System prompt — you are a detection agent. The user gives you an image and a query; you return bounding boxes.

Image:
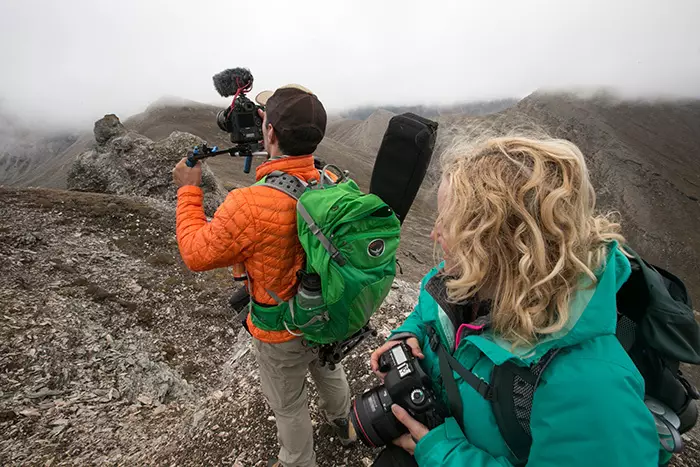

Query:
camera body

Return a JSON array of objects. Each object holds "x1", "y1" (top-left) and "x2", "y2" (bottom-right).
[
  {"x1": 350, "y1": 341, "x2": 444, "y2": 447},
  {"x1": 212, "y1": 67, "x2": 264, "y2": 147},
  {"x1": 216, "y1": 93, "x2": 264, "y2": 145}
]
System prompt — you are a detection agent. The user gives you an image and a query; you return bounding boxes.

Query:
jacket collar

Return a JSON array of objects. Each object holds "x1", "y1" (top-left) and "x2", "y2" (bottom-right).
[{"x1": 255, "y1": 155, "x2": 319, "y2": 182}]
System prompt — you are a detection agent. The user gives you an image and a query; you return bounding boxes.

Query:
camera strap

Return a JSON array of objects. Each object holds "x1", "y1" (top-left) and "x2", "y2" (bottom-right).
[{"x1": 427, "y1": 325, "x2": 494, "y2": 437}]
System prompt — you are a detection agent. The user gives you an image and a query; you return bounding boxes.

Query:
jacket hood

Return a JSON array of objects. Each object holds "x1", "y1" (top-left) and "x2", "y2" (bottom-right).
[{"x1": 441, "y1": 242, "x2": 632, "y2": 365}]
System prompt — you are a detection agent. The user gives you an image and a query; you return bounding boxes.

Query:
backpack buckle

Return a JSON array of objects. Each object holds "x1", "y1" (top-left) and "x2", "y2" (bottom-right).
[
  {"x1": 427, "y1": 326, "x2": 441, "y2": 352},
  {"x1": 477, "y1": 378, "x2": 495, "y2": 401},
  {"x1": 330, "y1": 250, "x2": 346, "y2": 266}
]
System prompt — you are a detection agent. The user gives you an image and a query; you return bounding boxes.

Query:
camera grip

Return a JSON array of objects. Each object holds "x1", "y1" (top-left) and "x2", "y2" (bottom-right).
[{"x1": 243, "y1": 155, "x2": 253, "y2": 173}]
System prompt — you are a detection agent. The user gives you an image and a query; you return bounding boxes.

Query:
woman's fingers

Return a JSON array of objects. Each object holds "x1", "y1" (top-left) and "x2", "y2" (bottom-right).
[
  {"x1": 370, "y1": 336, "x2": 425, "y2": 381},
  {"x1": 391, "y1": 433, "x2": 417, "y2": 455},
  {"x1": 370, "y1": 340, "x2": 401, "y2": 376},
  {"x1": 392, "y1": 404, "x2": 429, "y2": 441},
  {"x1": 406, "y1": 337, "x2": 425, "y2": 359}
]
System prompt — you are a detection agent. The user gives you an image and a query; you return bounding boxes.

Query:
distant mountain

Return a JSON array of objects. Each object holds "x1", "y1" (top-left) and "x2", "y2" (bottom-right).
[
  {"x1": 327, "y1": 99, "x2": 520, "y2": 188},
  {"x1": 0, "y1": 108, "x2": 79, "y2": 186},
  {"x1": 3, "y1": 92, "x2": 699, "y2": 298},
  {"x1": 0, "y1": 98, "x2": 515, "y2": 191},
  {"x1": 326, "y1": 109, "x2": 395, "y2": 156},
  {"x1": 339, "y1": 98, "x2": 518, "y2": 121},
  {"x1": 0, "y1": 98, "x2": 377, "y2": 193}
]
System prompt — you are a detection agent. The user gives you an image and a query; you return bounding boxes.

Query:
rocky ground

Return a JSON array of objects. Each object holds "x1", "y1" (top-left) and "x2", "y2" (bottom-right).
[
  {"x1": 2, "y1": 186, "x2": 699, "y2": 466},
  {"x1": 0, "y1": 187, "x2": 421, "y2": 466}
]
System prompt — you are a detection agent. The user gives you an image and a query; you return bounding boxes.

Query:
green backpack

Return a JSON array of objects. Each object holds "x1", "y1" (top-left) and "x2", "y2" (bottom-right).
[{"x1": 252, "y1": 166, "x2": 401, "y2": 344}]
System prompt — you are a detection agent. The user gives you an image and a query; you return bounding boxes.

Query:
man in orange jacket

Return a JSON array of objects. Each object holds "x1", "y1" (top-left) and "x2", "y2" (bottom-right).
[{"x1": 172, "y1": 85, "x2": 355, "y2": 467}]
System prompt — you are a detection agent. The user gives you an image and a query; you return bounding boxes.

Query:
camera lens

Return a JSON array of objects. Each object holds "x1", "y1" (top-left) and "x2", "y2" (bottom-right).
[
  {"x1": 216, "y1": 108, "x2": 231, "y2": 132},
  {"x1": 350, "y1": 386, "x2": 405, "y2": 448}
]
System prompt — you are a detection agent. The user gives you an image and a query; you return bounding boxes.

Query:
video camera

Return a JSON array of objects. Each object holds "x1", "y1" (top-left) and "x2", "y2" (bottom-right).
[
  {"x1": 213, "y1": 68, "x2": 264, "y2": 147},
  {"x1": 350, "y1": 341, "x2": 445, "y2": 447},
  {"x1": 185, "y1": 67, "x2": 267, "y2": 172}
]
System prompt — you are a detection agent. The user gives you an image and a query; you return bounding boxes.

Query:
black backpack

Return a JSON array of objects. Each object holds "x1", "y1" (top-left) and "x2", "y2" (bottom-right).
[
  {"x1": 428, "y1": 248, "x2": 700, "y2": 466},
  {"x1": 369, "y1": 112, "x2": 438, "y2": 225}
]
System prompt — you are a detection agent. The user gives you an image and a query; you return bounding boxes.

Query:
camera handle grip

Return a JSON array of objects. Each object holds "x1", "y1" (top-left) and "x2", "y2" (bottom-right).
[
  {"x1": 186, "y1": 145, "x2": 218, "y2": 168},
  {"x1": 186, "y1": 146, "x2": 202, "y2": 168},
  {"x1": 185, "y1": 144, "x2": 267, "y2": 171},
  {"x1": 243, "y1": 155, "x2": 253, "y2": 173}
]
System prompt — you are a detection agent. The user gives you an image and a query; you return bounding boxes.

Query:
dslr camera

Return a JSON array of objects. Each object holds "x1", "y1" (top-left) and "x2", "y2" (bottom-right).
[
  {"x1": 212, "y1": 68, "x2": 264, "y2": 146},
  {"x1": 350, "y1": 341, "x2": 445, "y2": 447}
]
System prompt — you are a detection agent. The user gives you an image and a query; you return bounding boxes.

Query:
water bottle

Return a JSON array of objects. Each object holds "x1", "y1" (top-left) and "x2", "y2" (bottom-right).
[{"x1": 297, "y1": 273, "x2": 324, "y2": 311}]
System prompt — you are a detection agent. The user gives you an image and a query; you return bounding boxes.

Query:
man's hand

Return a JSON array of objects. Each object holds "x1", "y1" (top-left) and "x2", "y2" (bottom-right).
[
  {"x1": 172, "y1": 157, "x2": 202, "y2": 188},
  {"x1": 370, "y1": 337, "x2": 424, "y2": 380},
  {"x1": 391, "y1": 404, "x2": 430, "y2": 455}
]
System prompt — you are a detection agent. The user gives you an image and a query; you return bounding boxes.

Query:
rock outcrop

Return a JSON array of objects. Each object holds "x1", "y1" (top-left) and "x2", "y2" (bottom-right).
[
  {"x1": 68, "y1": 114, "x2": 227, "y2": 216},
  {"x1": 93, "y1": 114, "x2": 127, "y2": 145}
]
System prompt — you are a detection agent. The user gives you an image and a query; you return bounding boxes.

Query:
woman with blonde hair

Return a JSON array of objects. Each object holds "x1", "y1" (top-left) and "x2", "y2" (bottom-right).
[{"x1": 369, "y1": 135, "x2": 659, "y2": 466}]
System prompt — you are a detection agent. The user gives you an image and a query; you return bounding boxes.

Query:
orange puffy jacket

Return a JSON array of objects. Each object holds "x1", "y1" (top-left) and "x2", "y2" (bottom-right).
[{"x1": 176, "y1": 155, "x2": 322, "y2": 344}]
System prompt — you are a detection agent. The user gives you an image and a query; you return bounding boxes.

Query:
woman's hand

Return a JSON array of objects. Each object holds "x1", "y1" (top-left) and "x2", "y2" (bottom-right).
[
  {"x1": 391, "y1": 404, "x2": 429, "y2": 455},
  {"x1": 370, "y1": 337, "x2": 424, "y2": 380}
]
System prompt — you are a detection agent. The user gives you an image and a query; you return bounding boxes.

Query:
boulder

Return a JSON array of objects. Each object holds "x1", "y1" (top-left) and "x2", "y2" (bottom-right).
[{"x1": 68, "y1": 114, "x2": 227, "y2": 216}]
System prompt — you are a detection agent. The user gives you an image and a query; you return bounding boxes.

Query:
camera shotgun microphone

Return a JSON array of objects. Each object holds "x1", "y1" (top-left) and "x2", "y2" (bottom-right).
[
  {"x1": 212, "y1": 68, "x2": 254, "y2": 98},
  {"x1": 204, "y1": 67, "x2": 267, "y2": 174}
]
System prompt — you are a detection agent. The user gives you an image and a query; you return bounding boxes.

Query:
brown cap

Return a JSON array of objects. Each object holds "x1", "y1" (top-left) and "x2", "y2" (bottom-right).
[{"x1": 256, "y1": 84, "x2": 327, "y2": 155}]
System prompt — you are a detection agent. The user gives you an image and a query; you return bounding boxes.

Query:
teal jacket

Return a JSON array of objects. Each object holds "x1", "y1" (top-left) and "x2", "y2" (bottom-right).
[{"x1": 390, "y1": 244, "x2": 659, "y2": 466}]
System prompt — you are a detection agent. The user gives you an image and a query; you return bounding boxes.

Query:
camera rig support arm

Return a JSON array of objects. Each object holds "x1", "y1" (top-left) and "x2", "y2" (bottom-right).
[{"x1": 186, "y1": 142, "x2": 268, "y2": 173}]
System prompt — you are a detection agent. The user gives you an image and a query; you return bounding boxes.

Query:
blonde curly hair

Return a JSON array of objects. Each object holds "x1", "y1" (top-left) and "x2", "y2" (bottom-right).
[{"x1": 436, "y1": 134, "x2": 625, "y2": 347}]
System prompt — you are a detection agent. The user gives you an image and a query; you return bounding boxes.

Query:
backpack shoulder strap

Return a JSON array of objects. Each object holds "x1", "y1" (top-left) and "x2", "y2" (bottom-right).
[
  {"x1": 491, "y1": 348, "x2": 562, "y2": 466},
  {"x1": 263, "y1": 170, "x2": 346, "y2": 266},
  {"x1": 427, "y1": 325, "x2": 494, "y2": 435},
  {"x1": 426, "y1": 323, "x2": 562, "y2": 465},
  {"x1": 261, "y1": 170, "x2": 307, "y2": 201}
]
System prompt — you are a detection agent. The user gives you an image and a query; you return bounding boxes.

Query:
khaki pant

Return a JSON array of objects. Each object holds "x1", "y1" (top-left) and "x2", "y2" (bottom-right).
[{"x1": 254, "y1": 337, "x2": 351, "y2": 467}]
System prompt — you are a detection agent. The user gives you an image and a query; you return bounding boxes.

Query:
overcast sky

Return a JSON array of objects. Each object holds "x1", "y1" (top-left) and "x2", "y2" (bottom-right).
[{"x1": 1, "y1": 0, "x2": 699, "y2": 127}]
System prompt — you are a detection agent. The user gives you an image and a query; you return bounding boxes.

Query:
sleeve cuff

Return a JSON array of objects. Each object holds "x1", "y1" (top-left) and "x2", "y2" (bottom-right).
[
  {"x1": 414, "y1": 417, "x2": 466, "y2": 464},
  {"x1": 177, "y1": 185, "x2": 203, "y2": 196},
  {"x1": 388, "y1": 332, "x2": 417, "y2": 342}
]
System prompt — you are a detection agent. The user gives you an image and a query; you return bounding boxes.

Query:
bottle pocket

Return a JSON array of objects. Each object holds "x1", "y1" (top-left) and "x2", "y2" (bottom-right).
[{"x1": 287, "y1": 297, "x2": 329, "y2": 333}]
